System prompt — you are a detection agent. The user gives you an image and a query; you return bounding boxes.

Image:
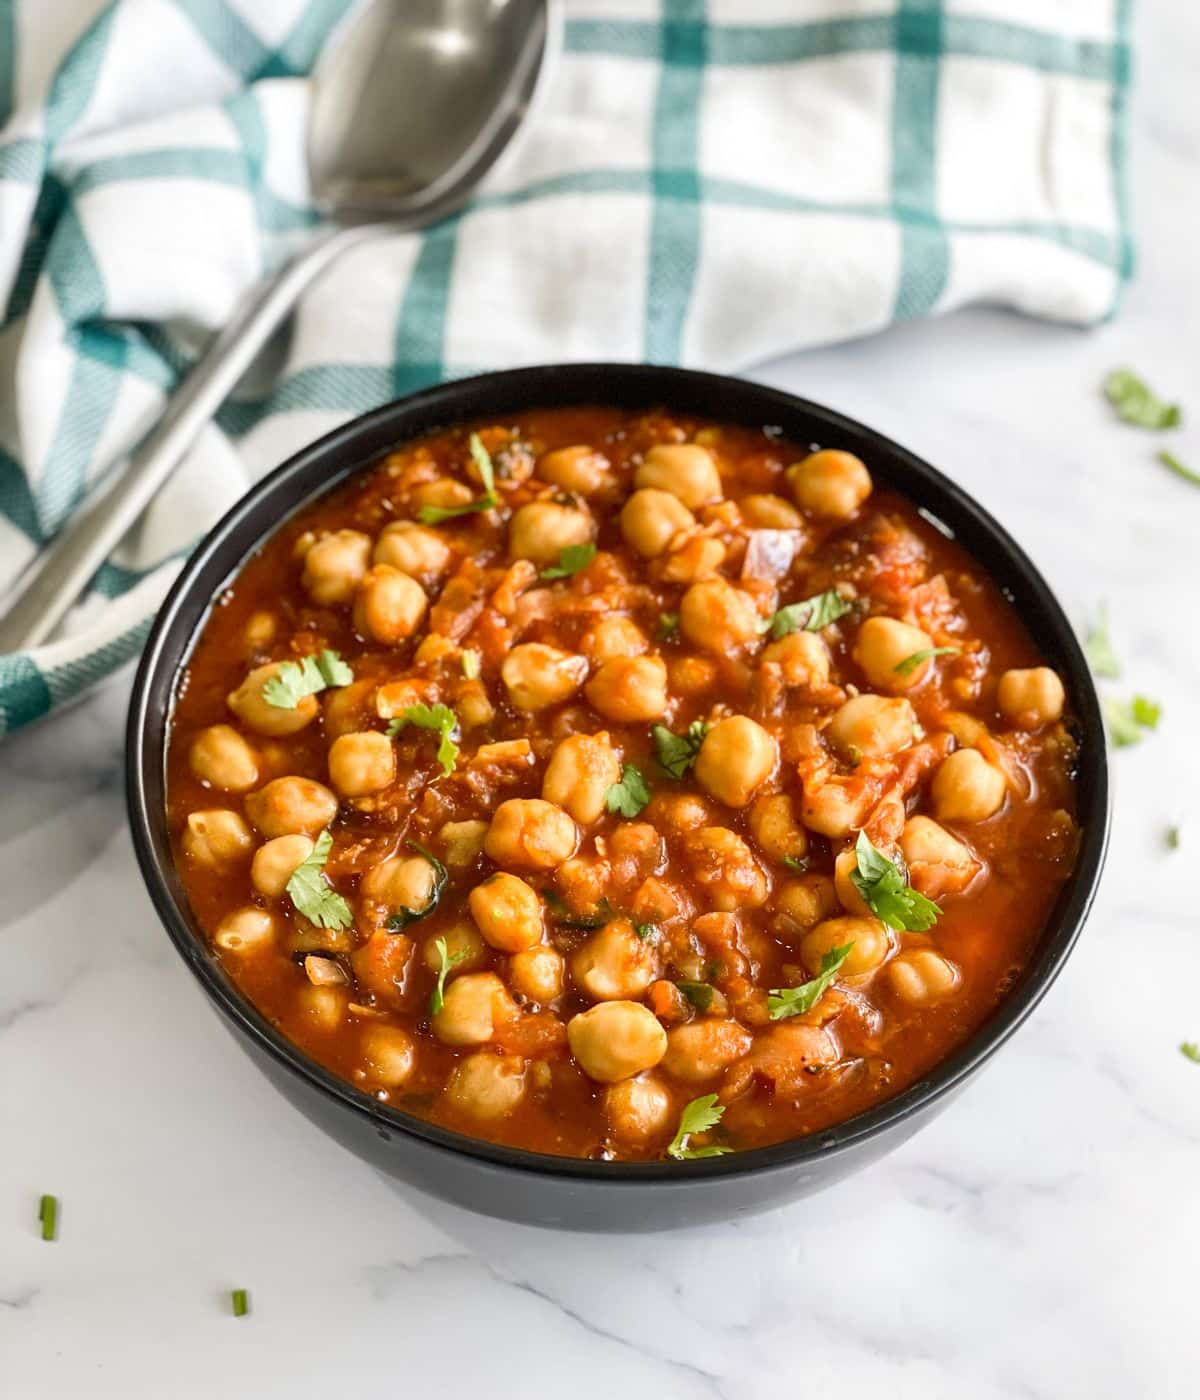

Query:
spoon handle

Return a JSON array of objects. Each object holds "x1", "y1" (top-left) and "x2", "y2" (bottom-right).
[{"x1": 0, "y1": 223, "x2": 379, "y2": 655}]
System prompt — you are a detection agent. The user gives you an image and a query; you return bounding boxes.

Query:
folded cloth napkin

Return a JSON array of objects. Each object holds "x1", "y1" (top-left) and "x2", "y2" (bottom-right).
[{"x1": 0, "y1": 0, "x2": 1132, "y2": 735}]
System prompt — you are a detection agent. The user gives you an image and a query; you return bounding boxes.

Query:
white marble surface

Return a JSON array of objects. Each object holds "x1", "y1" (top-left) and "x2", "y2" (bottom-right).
[{"x1": 4, "y1": 10, "x2": 1200, "y2": 1399}]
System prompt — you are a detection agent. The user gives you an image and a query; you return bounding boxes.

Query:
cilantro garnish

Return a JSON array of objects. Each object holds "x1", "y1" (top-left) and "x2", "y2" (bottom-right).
[
  {"x1": 262, "y1": 649, "x2": 353, "y2": 709},
  {"x1": 893, "y1": 645, "x2": 960, "y2": 678},
  {"x1": 656, "y1": 612, "x2": 680, "y2": 641},
  {"x1": 652, "y1": 720, "x2": 709, "y2": 779},
  {"x1": 1103, "y1": 369, "x2": 1181, "y2": 430},
  {"x1": 850, "y1": 830, "x2": 941, "y2": 933},
  {"x1": 605, "y1": 762, "x2": 651, "y2": 818},
  {"x1": 429, "y1": 936, "x2": 471, "y2": 1016},
  {"x1": 540, "y1": 542, "x2": 597, "y2": 580},
  {"x1": 768, "y1": 943, "x2": 854, "y2": 1020},
  {"x1": 764, "y1": 588, "x2": 852, "y2": 641},
  {"x1": 386, "y1": 841, "x2": 448, "y2": 930},
  {"x1": 417, "y1": 433, "x2": 499, "y2": 524},
  {"x1": 667, "y1": 1094, "x2": 731, "y2": 1160},
  {"x1": 387, "y1": 703, "x2": 460, "y2": 776},
  {"x1": 286, "y1": 829, "x2": 353, "y2": 931},
  {"x1": 676, "y1": 981, "x2": 714, "y2": 1012}
]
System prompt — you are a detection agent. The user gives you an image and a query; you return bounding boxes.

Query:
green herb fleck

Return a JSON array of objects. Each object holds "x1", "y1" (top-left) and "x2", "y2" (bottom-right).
[
  {"x1": 656, "y1": 612, "x2": 680, "y2": 641},
  {"x1": 387, "y1": 702, "x2": 460, "y2": 776},
  {"x1": 231, "y1": 1288, "x2": 249, "y2": 1318},
  {"x1": 417, "y1": 433, "x2": 499, "y2": 523},
  {"x1": 1105, "y1": 695, "x2": 1162, "y2": 748},
  {"x1": 540, "y1": 542, "x2": 597, "y2": 580},
  {"x1": 1166, "y1": 825, "x2": 1181, "y2": 851},
  {"x1": 387, "y1": 841, "x2": 448, "y2": 931},
  {"x1": 676, "y1": 981, "x2": 714, "y2": 1012},
  {"x1": 286, "y1": 829, "x2": 353, "y2": 931},
  {"x1": 262, "y1": 649, "x2": 353, "y2": 709},
  {"x1": 1103, "y1": 369, "x2": 1181, "y2": 430},
  {"x1": 768, "y1": 943, "x2": 855, "y2": 1020},
  {"x1": 652, "y1": 720, "x2": 709, "y2": 779},
  {"x1": 633, "y1": 921, "x2": 659, "y2": 942},
  {"x1": 1181, "y1": 1042, "x2": 1200, "y2": 1064},
  {"x1": 666, "y1": 1093, "x2": 731, "y2": 1160},
  {"x1": 782, "y1": 854, "x2": 808, "y2": 872},
  {"x1": 850, "y1": 830, "x2": 941, "y2": 933},
  {"x1": 38, "y1": 1193, "x2": 57, "y2": 1242},
  {"x1": 765, "y1": 588, "x2": 853, "y2": 641},
  {"x1": 1158, "y1": 449, "x2": 1200, "y2": 487},
  {"x1": 542, "y1": 889, "x2": 614, "y2": 930},
  {"x1": 605, "y1": 763, "x2": 651, "y2": 819},
  {"x1": 1084, "y1": 603, "x2": 1121, "y2": 679},
  {"x1": 429, "y1": 936, "x2": 471, "y2": 1017},
  {"x1": 893, "y1": 646, "x2": 960, "y2": 679}
]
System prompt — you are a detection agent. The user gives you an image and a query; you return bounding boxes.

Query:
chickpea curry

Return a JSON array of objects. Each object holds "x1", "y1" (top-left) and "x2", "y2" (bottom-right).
[{"x1": 166, "y1": 407, "x2": 1080, "y2": 1162}]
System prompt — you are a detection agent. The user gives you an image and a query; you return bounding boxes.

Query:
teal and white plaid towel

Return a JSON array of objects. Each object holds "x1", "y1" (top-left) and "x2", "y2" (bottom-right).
[{"x1": 0, "y1": 0, "x2": 1132, "y2": 736}]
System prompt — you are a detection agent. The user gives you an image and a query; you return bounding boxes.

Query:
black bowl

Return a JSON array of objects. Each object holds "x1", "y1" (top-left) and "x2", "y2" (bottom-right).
[{"x1": 126, "y1": 364, "x2": 1108, "y2": 1232}]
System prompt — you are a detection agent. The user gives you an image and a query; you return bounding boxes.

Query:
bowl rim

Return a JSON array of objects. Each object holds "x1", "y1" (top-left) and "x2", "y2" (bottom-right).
[{"x1": 126, "y1": 362, "x2": 1109, "y2": 1185}]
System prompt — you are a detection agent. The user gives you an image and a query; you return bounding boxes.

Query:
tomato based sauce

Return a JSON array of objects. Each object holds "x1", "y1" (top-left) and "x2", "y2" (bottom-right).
[{"x1": 165, "y1": 407, "x2": 1080, "y2": 1160}]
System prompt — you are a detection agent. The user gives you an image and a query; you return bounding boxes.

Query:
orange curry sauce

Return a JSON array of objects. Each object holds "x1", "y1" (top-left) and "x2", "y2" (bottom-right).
[{"x1": 166, "y1": 407, "x2": 1080, "y2": 1161}]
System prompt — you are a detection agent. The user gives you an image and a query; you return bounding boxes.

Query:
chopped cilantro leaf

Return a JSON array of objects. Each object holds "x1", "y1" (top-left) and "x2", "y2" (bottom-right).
[
  {"x1": 540, "y1": 542, "x2": 597, "y2": 580},
  {"x1": 768, "y1": 942, "x2": 854, "y2": 1020},
  {"x1": 387, "y1": 703, "x2": 459, "y2": 775},
  {"x1": 429, "y1": 936, "x2": 470, "y2": 1016},
  {"x1": 676, "y1": 981, "x2": 714, "y2": 1012},
  {"x1": 1181, "y1": 1042, "x2": 1200, "y2": 1065},
  {"x1": 605, "y1": 763, "x2": 651, "y2": 818},
  {"x1": 1103, "y1": 369, "x2": 1181, "y2": 430},
  {"x1": 893, "y1": 645, "x2": 960, "y2": 678},
  {"x1": 633, "y1": 920, "x2": 659, "y2": 941},
  {"x1": 850, "y1": 830, "x2": 941, "y2": 932},
  {"x1": 667, "y1": 1094, "x2": 731, "y2": 1160},
  {"x1": 386, "y1": 841, "x2": 448, "y2": 930},
  {"x1": 766, "y1": 588, "x2": 852, "y2": 641},
  {"x1": 417, "y1": 433, "x2": 499, "y2": 523},
  {"x1": 286, "y1": 829, "x2": 353, "y2": 931},
  {"x1": 1105, "y1": 695, "x2": 1162, "y2": 748},
  {"x1": 652, "y1": 720, "x2": 709, "y2": 779},
  {"x1": 656, "y1": 612, "x2": 680, "y2": 641},
  {"x1": 262, "y1": 649, "x2": 353, "y2": 709}
]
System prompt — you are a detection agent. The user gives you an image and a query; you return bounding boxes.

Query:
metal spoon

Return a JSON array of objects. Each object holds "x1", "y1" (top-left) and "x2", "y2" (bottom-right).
[{"x1": 0, "y1": 0, "x2": 558, "y2": 654}]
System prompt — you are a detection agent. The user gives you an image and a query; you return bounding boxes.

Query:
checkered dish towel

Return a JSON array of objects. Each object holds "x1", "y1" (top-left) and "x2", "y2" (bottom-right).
[{"x1": 0, "y1": 0, "x2": 1132, "y2": 735}]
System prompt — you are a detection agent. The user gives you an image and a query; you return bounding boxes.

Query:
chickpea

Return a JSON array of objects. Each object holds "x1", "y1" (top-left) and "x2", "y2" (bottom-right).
[
  {"x1": 683, "y1": 826, "x2": 769, "y2": 912},
  {"x1": 501, "y1": 643, "x2": 588, "y2": 712},
  {"x1": 800, "y1": 777, "x2": 875, "y2": 839},
  {"x1": 299, "y1": 985, "x2": 346, "y2": 1031},
  {"x1": 361, "y1": 1024, "x2": 417, "y2": 1087},
  {"x1": 604, "y1": 1075, "x2": 673, "y2": 1144},
  {"x1": 740, "y1": 493, "x2": 803, "y2": 529},
  {"x1": 572, "y1": 919, "x2": 659, "y2": 1001},
  {"x1": 363, "y1": 853, "x2": 440, "y2": 916},
  {"x1": 189, "y1": 724, "x2": 259, "y2": 793},
  {"x1": 420, "y1": 922, "x2": 488, "y2": 975},
  {"x1": 833, "y1": 848, "x2": 872, "y2": 916},
  {"x1": 444, "y1": 1052, "x2": 527, "y2": 1119},
  {"x1": 694, "y1": 715, "x2": 778, "y2": 808},
  {"x1": 635, "y1": 443, "x2": 722, "y2": 509},
  {"x1": 581, "y1": 616, "x2": 648, "y2": 666},
  {"x1": 251, "y1": 833, "x2": 315, "y2": 898},
  {"x1": 432, "y1": 972, "x2": 516, "y2": 1046},
  {"x1": 762, "y1": 630, "x2": 831, "y2": 688},
  {"x1": 900, "y1": 816, "x2": 980, "y2": 897},
  {"x1": 888, "y1": 949, "x2": 961, "y2": 1005},
  {"x1": 412, "y1": 478, "x2": 473, "y2": 512},
  {"x1": 827, "y1": 694, "x2": 916, "y2": 759},
  {"x1": 538, "y1": 444, "x2": 611, "y2": 495},
  {"x1": 567, "y1": 1001, "x2": 668, "y2": 1083},
  {"x1": 996, "y1": 667, "x2": 1065, "y2": 730},
  {"x1": 227, "y1": 662, "x2": 319, "y2": 737},
  {"x1": 327, "y1": 730, "x2": 395, "y2": 798},
  {"x1": 509, "y1": 945, "x2": 565, "y2": 1004},
  {"x1": 542, "y1": 732, "x2": 622, "y2": 825},
  {"x1": 931, "y1": 747, "x2": 1006, "y2": 823},
  {"x1": 772, "y1": 874, "x2": 838, "y2": 936},
  {"x1": 301, "y1": 528, "x2": 371, "y2": 605},
  {"x1": 620, "y1": 488, "x2": 695, "y2": 557},
  {"x1": 852, "y1": 616, "x2": 935, "y2": 692},
  {"x1": 748, "y1": 791, "x2": 808, "y2": 863},
  {"x1": 373, "y1": 520, "x2": 451, "y2": 580},
  {"x1": 439, "y1": 818, "x2": 489, "y2": 868},
  {"x1": 245, "y1": 776, "x2": 338, "y2": 838},
  {"x1": 485, "y1": 798, "x2": 578, "y2": 870},
  {"x1": 679, "y1": 578, "x2": 760, "y2": 654},
  {"x1": 469, "y1": 872, "x2": 543, "y2": 953},
  {"x1": 648, "y1": 792, "x2": 717, "y2": 832},
  {"x1": 661, "y1": 534, "x2": 725, "y2": 584},
  {"x1": 800, "y1": 915, "x2": 894, "y2": 978},
  {"x1": 786, "y1": 449, "x2": 872, "y2": 518},
  {"x1": 242, "y1": 609, "x2": 277, "y2": 651},
  {"x1": 669, "y1": 654, "x2": 718, "y2": 697},
  {"x1": 182, "y1": 809, "x2": 254, "y2": 868},
  {"x1": 353, "y1": 565, "x2": 428, "y2": 645},
  {"x1": 661, "y1": 1019, "x2": 752, "y2": 1084},
  {"x1": 509, "y1": 501, "x2": 594, "y2": 566},
  {"x1": 214, "y1": 906, "x2": 275, "y2": 954},
  {"x1": 323, "y1": 679, "x2": 377, "y2": 740},
  {"x1": 585, "y1": 655, "x2": 669, "y2": 723}
]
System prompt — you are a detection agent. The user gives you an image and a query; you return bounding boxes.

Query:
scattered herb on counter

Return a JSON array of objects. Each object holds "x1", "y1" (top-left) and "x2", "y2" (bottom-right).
[
  {"x1": 652, "y1": 720, "x2": 709, "y2": 779},
  {"x1": 893, "y1": 646, "x2": 961, "y2": 678},
  {"x1": 429, "y1": 937, "x2": 470, "y2": 1016},
  {"x1": 262, "y1": 649, "x2": 353, "y2": 709},
  {"x1": 666, "y1": 1094, "x2": 731, "y2": 1160},
  {"x1": 765, "y1": 588, "x2": 853, "y2": 640},
  {"x1": 1166, "y1": 825, "x2": 1181, "y2": 851},
  {"x1": 387, "y1": 702, "x2": 460, "y2": 776},
  {"x1": 38, "y1": 1193, "x2": 57, "y2": 1242},
  {"x1": 1180, "y1": 1042, "x2": 1200, "y2": 1065},
  {"x1": 286, "y1": 829, "x2": 353, "y2": 931},
  {"x1": 1158, "y1": 449, "x2": 1200, "y2": 487},
  {"x1": 418, "y1": 433, "x2": 498, "y2": 523},
  {"x1": 605, "y1": 762, "x2": 651, "y2": 818},
  {"x1": 850, "y1": 831, "x2": 941, "y2": 932},
  {"x1": 1103, "y1": 369, "x2": 1181, "y2": 430},
  {"x1": 231, "y1": 1289, "x2": 250, "y2": 1318},
  {"x1": 768, "y1": 943, "x2": 855, "y2": 1020},
  {"x1": 1104, "y1": 695, "x2": 1162, "y2": 748},
  {"x1": 1084, "y1": 603, "x2": 1122, "y2": 679},
  {"x1": 540, "y1": 542, "x2": 597, "y2": 580}
]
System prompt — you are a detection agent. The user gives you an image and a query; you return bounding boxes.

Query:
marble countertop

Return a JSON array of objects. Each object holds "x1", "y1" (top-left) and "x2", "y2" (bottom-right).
[{"x1": 4, "y1": 8, "x2": 1199, "y2": 1398}]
